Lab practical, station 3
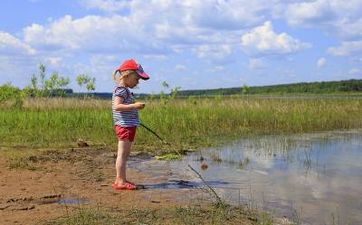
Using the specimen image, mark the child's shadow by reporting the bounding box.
[138,179,229,190]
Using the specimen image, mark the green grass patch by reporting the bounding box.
[1,96,361,155]
[46,204,264,225]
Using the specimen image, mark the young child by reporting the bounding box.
[111,59,150,190]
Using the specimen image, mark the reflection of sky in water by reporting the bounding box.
[174,130,362,225]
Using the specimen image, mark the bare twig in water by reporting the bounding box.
[140,123,220,204]
[188,164,222,204]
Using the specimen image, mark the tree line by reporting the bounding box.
[177,79,362,96]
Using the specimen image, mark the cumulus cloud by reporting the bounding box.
[175,64,187,72]
[335,18,362,40]
[327,41,362,56]
[143,54,167,60]
[284,0,335,26]
[22,1,339,60]
[23,15,156,52]
[46,57,62,67]
[209,66,225,73]
[349,68,361,76]
[195,44,232,59]
[0,31,36,55]
[80,0,129,12]
[282,0,362,39]
[241,21,310,55]
[24,0,266,57]
[249,58,266,70]
[317,57,326,68]
[182,0,273,30]
[80,0,273,29]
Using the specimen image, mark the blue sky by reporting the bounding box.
[1,0,361,93]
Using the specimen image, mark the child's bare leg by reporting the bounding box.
[115,140,132,184]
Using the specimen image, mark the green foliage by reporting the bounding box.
[159,81,182,104]
[45,72,70,96]
[162,80,169,89]
[0,83,24,108]
[76,74,96,92]
[25,64,70,97]
[242,84,250,94]
[0,83,20,102]
[170,86,181,99]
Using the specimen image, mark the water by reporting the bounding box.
[168,130,362,225]
[57,198,88,205]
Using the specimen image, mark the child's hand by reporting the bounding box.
[133,102,145,110]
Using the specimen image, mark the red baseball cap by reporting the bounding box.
[118,59,150,80]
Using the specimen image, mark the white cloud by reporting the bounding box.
[281,0,362,39]
[81,0,273,29]
[327,41,362,56]
[23,15,151,52]
[175,64,187,72]
[26,1,354,61]
[0,31,36,55]
[143,54,167,60]
[80,0,129,12]
[249,58,266,70]
[0,54,40,88]
[182,0,272,30]
[317,57,326,68]
[209,66,224,73]
[241,21,310,55]
[195,44,232,59]
[335,18,362,40]
[349,68,361,76]
[24,0,267,57]
[284,0,335,26]
[46,57,62,67]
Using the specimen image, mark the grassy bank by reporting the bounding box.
[45,204,268,225]
[1,96,361,154]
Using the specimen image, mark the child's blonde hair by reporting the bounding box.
[112,70,135,83]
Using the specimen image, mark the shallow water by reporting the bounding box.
[167,130,362,225]
[57,198,88,205]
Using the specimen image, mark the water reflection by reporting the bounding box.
[176,130,362,225]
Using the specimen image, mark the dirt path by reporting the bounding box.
[0,148,208,225]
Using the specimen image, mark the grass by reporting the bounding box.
[1,96,361,155]
[45,203,268,225]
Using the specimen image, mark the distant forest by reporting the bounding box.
[176,79,362,96]
[4,79,358,100]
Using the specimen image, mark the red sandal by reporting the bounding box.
[112,182,136,190]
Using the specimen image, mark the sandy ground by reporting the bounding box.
[0,147,208,225]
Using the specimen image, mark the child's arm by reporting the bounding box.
[113,96,145,111]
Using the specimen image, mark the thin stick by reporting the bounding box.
[140,122,221,203]
[140,123,169,145]
[188,164,222,204]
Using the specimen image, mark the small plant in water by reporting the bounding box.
[211,152,222,162]
[155,153,181,160]
[239,157,250,169]
[201,161,208,170]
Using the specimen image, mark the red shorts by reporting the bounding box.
[114,125,137,142]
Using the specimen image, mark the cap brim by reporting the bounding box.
[136,70,150,80]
